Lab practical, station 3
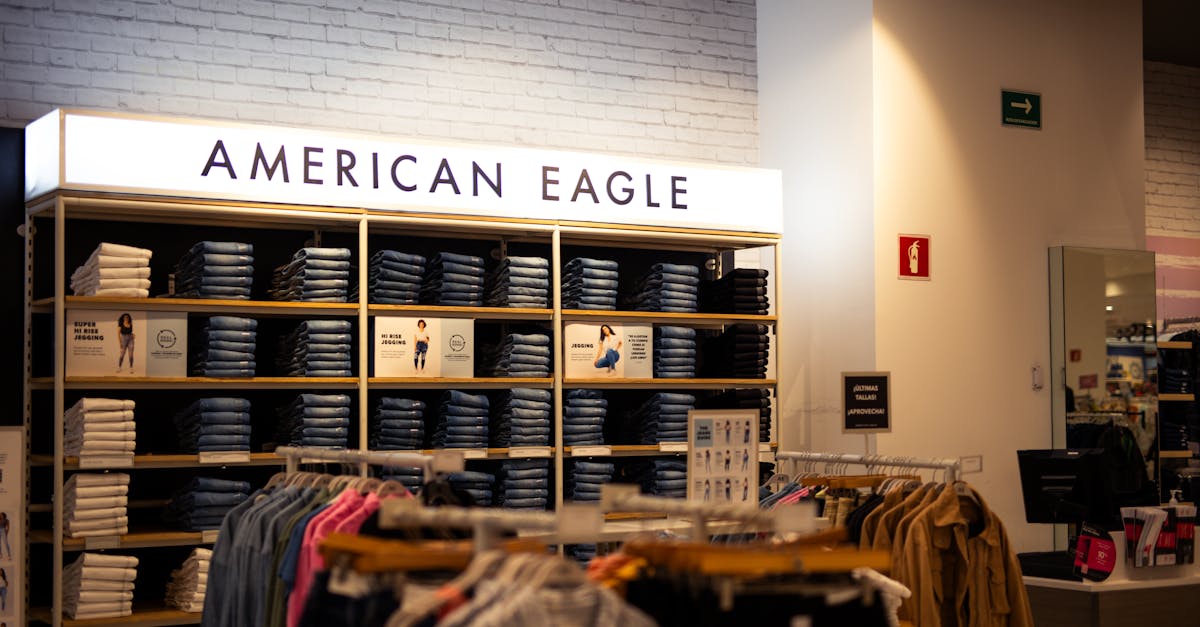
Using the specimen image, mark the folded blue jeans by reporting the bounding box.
[206,316,258,331]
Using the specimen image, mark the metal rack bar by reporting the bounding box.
[379,500,565,553]
[599,484,809,541]
[775,450,961,483]
[272,445,464,479]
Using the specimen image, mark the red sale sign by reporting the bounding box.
[899,234,931,280]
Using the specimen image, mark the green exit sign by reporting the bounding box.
[1001,89,1041,129]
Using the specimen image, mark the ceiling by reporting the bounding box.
[1144,0,1200,67]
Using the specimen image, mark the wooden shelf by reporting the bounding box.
[368,376,553,389]
[31,604,201,627]
[561,309,775,326]
[30,528,217,550]
[1160,450,1194,458]
[369,304,553,320]
[30,452,286,469]
[364,447,555,461]
[563,378,776,390]
[35,295,358,316]
[31,376,359,390]
[1161,393,1196,402]
[1159,341,1194,350]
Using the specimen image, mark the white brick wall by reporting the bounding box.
[1145,61,1200,237]
[0,0,759,164]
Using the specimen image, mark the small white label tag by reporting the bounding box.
[571,445,612,457]
[658,442,689,453]
[85,536,120,550]
[557,503,604,543]
[430,450,465,475]
[199,452,251,465]
[201,530,219,544]
[462,448,489,459]
[508,447,552,458]
[79,455,134,469]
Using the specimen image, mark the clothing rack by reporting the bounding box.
[775,450,962,483]
[378,498,600,552]
[599,484,809,541]
[273,445,465,477]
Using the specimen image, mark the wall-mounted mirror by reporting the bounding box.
[1050,247,1159,526]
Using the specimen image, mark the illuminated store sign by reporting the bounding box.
[26,110,783,233]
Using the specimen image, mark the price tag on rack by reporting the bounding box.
[201,530,220,544]
[85,536,120,550]
[571,445,612,457]
[79,456,134,470]
[557,503,604,543]
[199,451,251,465]
[508,447,552,458]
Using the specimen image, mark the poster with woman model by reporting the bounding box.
[0,427,24,622]
[688,409,758,505]
[374,316,474,377]
[65,309,187,377]
[564,323,651,378]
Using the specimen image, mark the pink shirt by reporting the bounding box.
[287,489,364,627]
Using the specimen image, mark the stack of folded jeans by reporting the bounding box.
[496,459,550,510]
[1161,330,1198,394]
[192,316,257,377]
[370,397,426,451]
[70,242,152,297]
[63,552,137,620]
[564,389,607,446]
[64,473,130,538]
[172,397,251,454]
[368,250,426,304]
[631,393,695,444]
[446,471,495,506]
[276,319,353,377]
[421,252,485,307]
[698,388,772,442]
[276,394,352,448]
[162,477,251,531]
[379,464,424,494]
[173,241,254,300]
[64,397,136,461]
[563,257,618,310]
[700,268,770,315]
[478,332,552,377]
[621,263,700,313]
[654,326,697,378]
[566,460,614,502]
[485,256,550,308]
[166,548,211,612]
[491,388,553,447]
[269,247,352,302]
[566,544,598,563]
[700,323,770,378]
[631,459,688,498]
[431,390,489,449]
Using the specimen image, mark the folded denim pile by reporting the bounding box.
[173,241,254,300]
[367,250,426,304]
[630,459,688,498]
[166,548,211,612]
[421,252,485,307]
[379,464,424,494]
[269,247,352,302]
[477,332,552,377]
[162,477,251,531]
[64,473,130,538]
[1161,330,1199,394]
[484,255,550,308]
[1161,416,1190,451]
[700,268,770,315]
[276,319,353,377]
[172,397,251,454]
[566,459,614,503]
[491,388,553,447]
[563,389,607,446]
[192,316,257,378]
[630,393,695,444]
[446,470,495,506]
[63,552,137,620]
[275,394,352,448]
[563,257,618,310]
[700,323,770,379]
[431,390,489,449]
[70,242,152,297]
[566,544,598,563]
[65,397,136,462]
[654,326,697,378]
[621,263,700,313]
[370,397,426,451]
[698,388,773,443]
[496,459,550,510]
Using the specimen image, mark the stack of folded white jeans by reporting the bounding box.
[166,547,211,612]
[64,397,136,463]
[64,473,130,538]
[173,241,254,300]
[70,243,153,297]
[63,552,136,620]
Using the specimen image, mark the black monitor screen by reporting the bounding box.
[1017,449,1118,528]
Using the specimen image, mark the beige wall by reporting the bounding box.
[872,0,1145,551]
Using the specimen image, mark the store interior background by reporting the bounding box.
[0,0,1197,553]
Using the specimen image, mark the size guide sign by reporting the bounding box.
[688,409,759,504]
[842,372,891,433]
